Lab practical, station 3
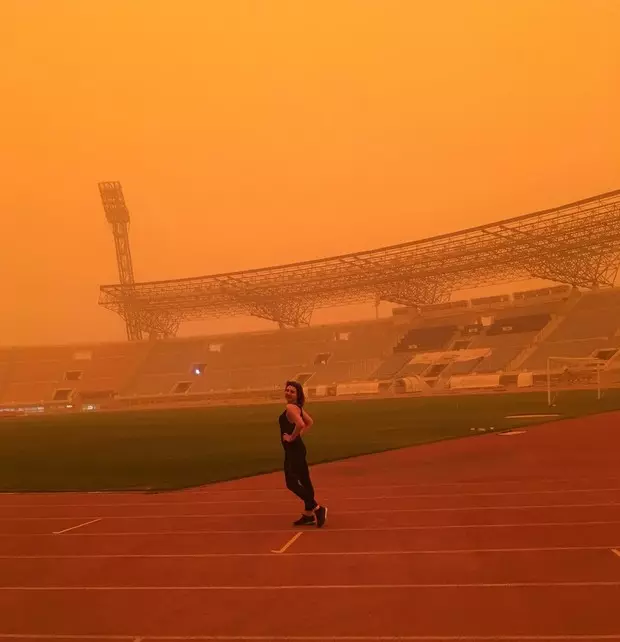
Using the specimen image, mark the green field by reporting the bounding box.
[0,389,618,492]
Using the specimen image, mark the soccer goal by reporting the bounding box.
[546,356,605,406]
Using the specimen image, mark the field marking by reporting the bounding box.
[0,633,620,642]
[0,637,137,641]
[115,637,620,641]
[5,486,620,508]
[2,544,620,559]
[2,580,620,590]
[186,475,620,492]
[505,414,561,419]
[271,531,303,554]
[3,501,620,521]
[2,476,619,502]
[498,430,527,436]
[52,519,101,535]
[4,519,620,537]
[3,519,620,537]
[612,548,620,558]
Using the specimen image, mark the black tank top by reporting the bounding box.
[279,404,305,449]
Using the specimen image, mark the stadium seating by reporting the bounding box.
[440,358,483,378]
[0,346,77,404]
[394,325,457,353]
[309,358,383,386]
[484,314,551,335]
[371,310,556,383]
[368,353,413,380]
[397,362,431,377]
[0,342,151,405]
[135,338,209,375]
[77,343,151,396]
[122,326,334,395]
[299,320,401,386]
[521,290,620,371]
[119,320,402,395]
[454,312,551,373]
[522,339,614,371]
[5,285,620,407]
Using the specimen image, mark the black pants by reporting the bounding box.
[284,442,317,512]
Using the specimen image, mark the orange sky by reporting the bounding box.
[1,0,619,346]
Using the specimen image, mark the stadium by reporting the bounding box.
[5,0,620,635]
[2,186,620,640]
[2,186,620,413]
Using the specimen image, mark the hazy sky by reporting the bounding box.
[2,0,619,346]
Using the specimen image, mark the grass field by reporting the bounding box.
[0,388,618,492]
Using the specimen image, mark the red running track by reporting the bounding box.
[1,411,620,640]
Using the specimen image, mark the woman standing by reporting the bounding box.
[279,380,327,527]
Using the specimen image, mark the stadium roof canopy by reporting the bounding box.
[100,188,620,337]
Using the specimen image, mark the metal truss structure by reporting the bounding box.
[99,188,620,339]
[98,182,143,341]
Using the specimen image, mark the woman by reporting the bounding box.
[279,380,327,527]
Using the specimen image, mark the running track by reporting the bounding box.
[1,412,620,641]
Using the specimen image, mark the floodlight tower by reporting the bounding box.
[98,181,143,341]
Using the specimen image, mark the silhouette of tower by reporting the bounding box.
[98,181,143,341]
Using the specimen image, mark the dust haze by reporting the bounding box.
[2,0,618,346]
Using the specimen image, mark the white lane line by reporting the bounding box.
[0,637,136,641]
[3,519,620,537]
[505,414,561,419]
[5,486,620,508]
[1,544,619,559]
[612,548,620,558]
[143,634,620,642]
[52,519,101,535]
[1,581,620,590]
[116,637,620,641]
[1,477,618,505]
[0,633,620,642]
[4,501,620,521]
[3,476,607,501]
[271,531,303,554]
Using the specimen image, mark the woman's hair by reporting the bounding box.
[285,380,305,407]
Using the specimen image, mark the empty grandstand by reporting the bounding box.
[3,283,620,410]
[520,288,620,371]
[2,188,620,411]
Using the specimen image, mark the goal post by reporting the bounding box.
[546,356,604,406]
